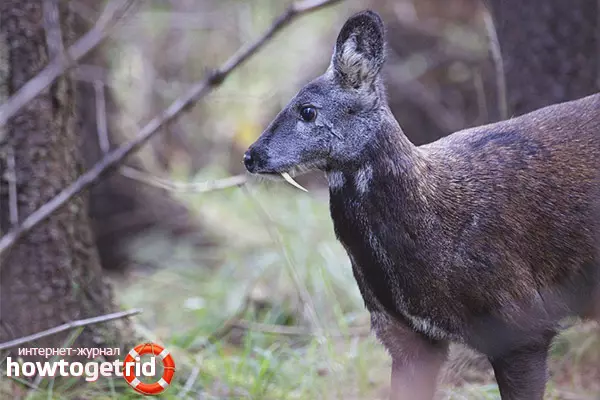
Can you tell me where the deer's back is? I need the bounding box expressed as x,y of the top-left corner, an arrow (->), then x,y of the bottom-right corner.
418,94 -> 600,348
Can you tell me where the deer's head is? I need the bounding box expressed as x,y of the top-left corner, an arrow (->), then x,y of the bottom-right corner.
244,11 -> 392,178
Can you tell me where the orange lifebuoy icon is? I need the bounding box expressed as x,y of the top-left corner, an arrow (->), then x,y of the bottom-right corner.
123,342 -> 176,395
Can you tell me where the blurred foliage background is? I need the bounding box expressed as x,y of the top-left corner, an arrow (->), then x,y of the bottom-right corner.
2,0 -> 599,399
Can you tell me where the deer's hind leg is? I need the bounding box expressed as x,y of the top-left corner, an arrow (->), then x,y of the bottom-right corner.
488,334 -> 555,400
371,312 -> 449,400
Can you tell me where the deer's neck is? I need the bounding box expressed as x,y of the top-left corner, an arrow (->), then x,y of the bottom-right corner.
326,123 -> 444,320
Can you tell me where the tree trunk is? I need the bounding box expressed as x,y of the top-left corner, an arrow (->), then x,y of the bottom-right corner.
486,0 -> 600,116
0,0 -> 128,360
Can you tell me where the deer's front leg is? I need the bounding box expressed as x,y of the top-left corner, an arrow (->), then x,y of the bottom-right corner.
371,312 -> 448,400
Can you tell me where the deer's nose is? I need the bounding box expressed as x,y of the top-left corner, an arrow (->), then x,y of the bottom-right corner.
243,150 -> 256,172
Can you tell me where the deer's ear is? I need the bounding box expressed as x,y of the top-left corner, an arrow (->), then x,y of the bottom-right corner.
331,10 -> 385,89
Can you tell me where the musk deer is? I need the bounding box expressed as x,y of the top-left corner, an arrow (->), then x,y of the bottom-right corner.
243,10 -> 600,400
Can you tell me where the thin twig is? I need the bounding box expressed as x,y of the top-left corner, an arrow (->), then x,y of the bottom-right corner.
189,298 -> 251,353
120,166 -> 247,193
483,10 -> 508,120
2,375 -> 39,390
242,186 -> 324,332
94,80 -> 110,153
233,320 -> 370,338
6,148 -> 18,226
0,308 -> 142,351
42,0 -> 65,60
0,0 -> 343,262
473,68 -> 489,124
177,365 -> 200,399
0,0 -> 135,132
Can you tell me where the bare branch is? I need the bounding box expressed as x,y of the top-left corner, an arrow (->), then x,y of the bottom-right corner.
0,309 -> 142,351
233,320 -> 370,338
0,0 -> 343,261
120,166 -> 247,193
0,0 -> 135,133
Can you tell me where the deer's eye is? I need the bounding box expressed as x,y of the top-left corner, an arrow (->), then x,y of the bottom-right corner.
300,106 -> 317,122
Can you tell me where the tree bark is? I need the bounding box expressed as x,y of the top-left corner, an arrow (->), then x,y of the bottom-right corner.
486,0 -> 600,116
0,0 -> 128,359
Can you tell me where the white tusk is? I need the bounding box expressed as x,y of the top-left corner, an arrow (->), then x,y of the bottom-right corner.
281,172 -> 308,192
